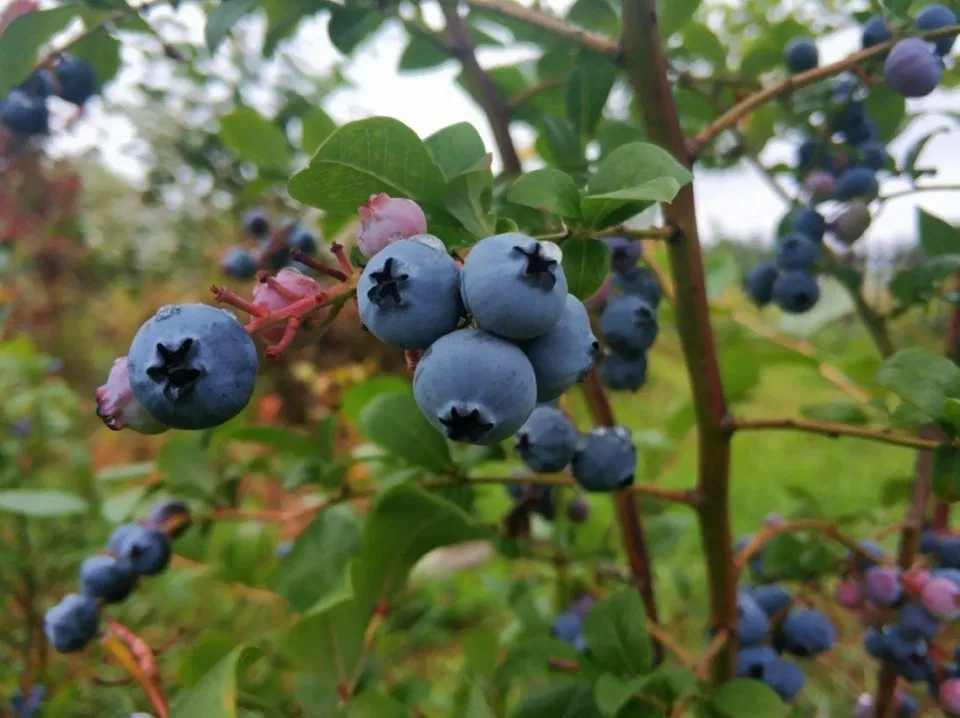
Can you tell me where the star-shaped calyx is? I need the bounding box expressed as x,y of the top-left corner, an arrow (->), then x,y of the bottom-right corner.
366,257 -> 409,308
513,242 -> 558,291
634,304 -> 656,328
145,338 -> 205,402
438,406 -> 494,442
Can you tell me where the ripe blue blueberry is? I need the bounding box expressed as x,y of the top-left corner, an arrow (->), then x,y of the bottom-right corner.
460,233 -> 568,340
776,234 -> 819,271
850,540 -> 886,572
796,139 -> 834,172
79,555 -> 137,604
736,645 -> 777,679
600,351 -> 647,392
515,405 -> 578,473
830,99 -> 866,134
259,236 -> 291,270
107,524 -> 138,555
776,608 -> 836,657
1,90 -> 49,136
790,208 -> 826,242
915,4 -> 958,55
44,594 -> 100,653
936,538 -> 960,567
749,584 -> 793,618
220,247 -> 258,279
600,296 -> 657,355
864,627 -> 890,660
113,525 -> 172,576
53,56 -> 98,106
763,657 -> 805,701
603,236 -> 641,274
898,602 -> 940,641
773,271 -> 820,314
571,426 -> 636,492
243,208 -> 270,238
522,294 -> 598,401
551,610 -> 582,644
357,237 -> 463,350
612,266 -> 663,307
19,70 -> 56,99
884,38 -> 943,98
413,328 -> 537,445
785,37 -> 819,73
128,303 -> 258,430
146,498 -> 192,538
835,167 -> 880,201
920,528 -> 941,554
744,263 -> 779,307
862,14 -> 893,49
737,592 -> 770,646
287,224 -> 317,254
843,118 -> 877,146
860,141 -> 889,171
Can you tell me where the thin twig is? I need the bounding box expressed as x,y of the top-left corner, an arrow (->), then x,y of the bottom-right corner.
729,416 -> 947,452
733,519 -> 890,571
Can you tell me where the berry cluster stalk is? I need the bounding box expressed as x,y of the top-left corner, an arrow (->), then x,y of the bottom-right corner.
619,0 -> 737,681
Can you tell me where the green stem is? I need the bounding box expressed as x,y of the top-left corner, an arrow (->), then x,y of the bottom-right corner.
620,0 -> 737,682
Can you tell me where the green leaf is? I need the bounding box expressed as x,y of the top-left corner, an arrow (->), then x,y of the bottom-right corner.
889,255 -> 960,306
567,51 -> 617,139
444,156 -> 496,239
70,29 -> 121,87
301,106 -> 337,154
359,391 -> 455,473
536,116 -> 588,174
463,684 -> 496,718
709,678 -> 786,717
903,126 -> 949,176
680,21 -> 726,67
101,485 -> 148,524
96,462 -> 155,482
583,589 -> 652,675
399,33 -> 451,72
156,434 -> 219,496
799,401 -> 869,425
204,0 -> 259,52
933,446 -> 960,502
169,645 -> 260,718
864,83 -> 904,142
945,397 -> 960,431
0,7 -> 78,97
219,106 -> 291,172
341,376 -> 410,426
177,632 -> 237,689
272,505 -> 363,611
582,142 -> 692,227
0,489 -> 88,517
511,681 -> 603,718
289,117 -> 446,213
875,348 -> 960,421
346,692 -> 411,718
462,625 -> 500,679
507,169 -> 582,219
594,674 -> 648,716
566,0 -> 620,35
327,8 -> 384,54
919,208 -> 960,257
657,0 -> 701,39
563,239 -> 610,300
426,122 -> 488,180
212,425 -> 317,457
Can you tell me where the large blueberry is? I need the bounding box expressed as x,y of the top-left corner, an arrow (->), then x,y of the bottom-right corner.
515,405 -> 578,473
357,237 -> 463,350
571,426 -> 636,492
835,167 -> 880,201
776,233 -> 819,271
1,90 -> 49,136
127,303 -> 258,430
884,38 -> 943,98
461,233 -> 568,340
915,4 -> 958,56
773,271 -> 820,314
785,37 -> 819,73
413,329 -> 537,445
53,56 -> 98,106
79,555 -> 138,604
600,351 -> 647,392
744,263 -> 779,307
522,294 -> 598,401
44,594 -> 100,653
113,525 -> 172,576
612,266 -> 663,307
775,608 -> 836,657
600,296 -> 658,356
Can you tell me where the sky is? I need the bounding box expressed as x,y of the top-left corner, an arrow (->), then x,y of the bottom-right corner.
38,0 -> 960,253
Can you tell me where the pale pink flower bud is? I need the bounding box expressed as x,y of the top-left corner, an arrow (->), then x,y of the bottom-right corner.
95,357 -> 169,434
357,193 -> 427,258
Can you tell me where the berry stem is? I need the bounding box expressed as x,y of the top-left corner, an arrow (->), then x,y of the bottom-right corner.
290,249 -> 348,281
729,416 -> 949,451
100,631 -> 168,718
209,286 -> 266,318
621,0 -> 737,682
328,242 -> 354,278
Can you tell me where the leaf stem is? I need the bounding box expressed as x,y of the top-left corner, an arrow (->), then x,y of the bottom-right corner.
729,416 -> 948,452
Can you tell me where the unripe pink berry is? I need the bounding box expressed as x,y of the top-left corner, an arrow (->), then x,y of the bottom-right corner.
864,565 -> 902,606
903,566 -> 931,598
357,193 -> 428,258
95,357 -> 169,434
921,577 -> 960,620
835,576 -> 865,609
941,678 -> 960,714
252,268 -> 329,347
804,171 -> 835,203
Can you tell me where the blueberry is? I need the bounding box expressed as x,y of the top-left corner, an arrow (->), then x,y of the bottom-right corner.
744,263 -> 779,307
145,498 -> 192,539
790,208 -> 827,242
898,602 -> 940,641
600,351 -> 647,392
1,90 -> 49,136
413,328 -> 537,445
44,594 -> 100,653
259,236 -> 291,270
776,608 -> 836,657
736,645 -> 777,679
603,236 -> 641,273
864,565 -> 903,607
884,38 -> 943,98
749,584 -> 793,618
600,296 -> 657,355
571,595 -> 595,618
860,141 -> 889,171
921,576 -> 960,619
864,627 -> 890,659
776,234 -> 819,272
95,356 -> 170,435
114,525 -> 172,576
862,14 -> 893,49
737,592 -> 769,645
833,200 -> 872,245
79,555 -> 137,604
127,303 -> 258,430
835,167 -> 880,201
460,233 -> 568,340
612,266 -> 663,307
566,496 -> 590,523
287,224 -> 318,254
920,528 -> 941,554
522,294 -> 598,401
53,56 -> 98,106
796,139 -> 831,172
19,69 -> 56,99
514,406 -> 578,473
551,610 -> 582,644
357,193 -> 428,258
763,657 -> 805,701
804,171 -> 835,203
571,426 -> 636,492
785,37 -> 819,73
843,118 -> 877,146
220,247 -> 258,280
850,540 -> 887,572
243,208 -> 270,238
107,524 -> 139,555
936,538 -> 960,567
915,4 -> 958,55
357,237 -> 463,350
772,271 -> 820,314
830,100 -> 866,134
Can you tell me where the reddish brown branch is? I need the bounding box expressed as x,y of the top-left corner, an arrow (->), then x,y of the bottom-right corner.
731,416 -> 948,452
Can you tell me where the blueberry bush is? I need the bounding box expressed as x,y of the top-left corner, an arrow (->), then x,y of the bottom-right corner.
6,0 -> 960,716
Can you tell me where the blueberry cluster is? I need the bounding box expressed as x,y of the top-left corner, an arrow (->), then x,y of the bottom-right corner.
1,56 -> 98,138
550,595 -> 596,652
879,5 -> 957,99
221,208 -> 320,280
43,500 -> 190,654
593,237 -> 663,392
